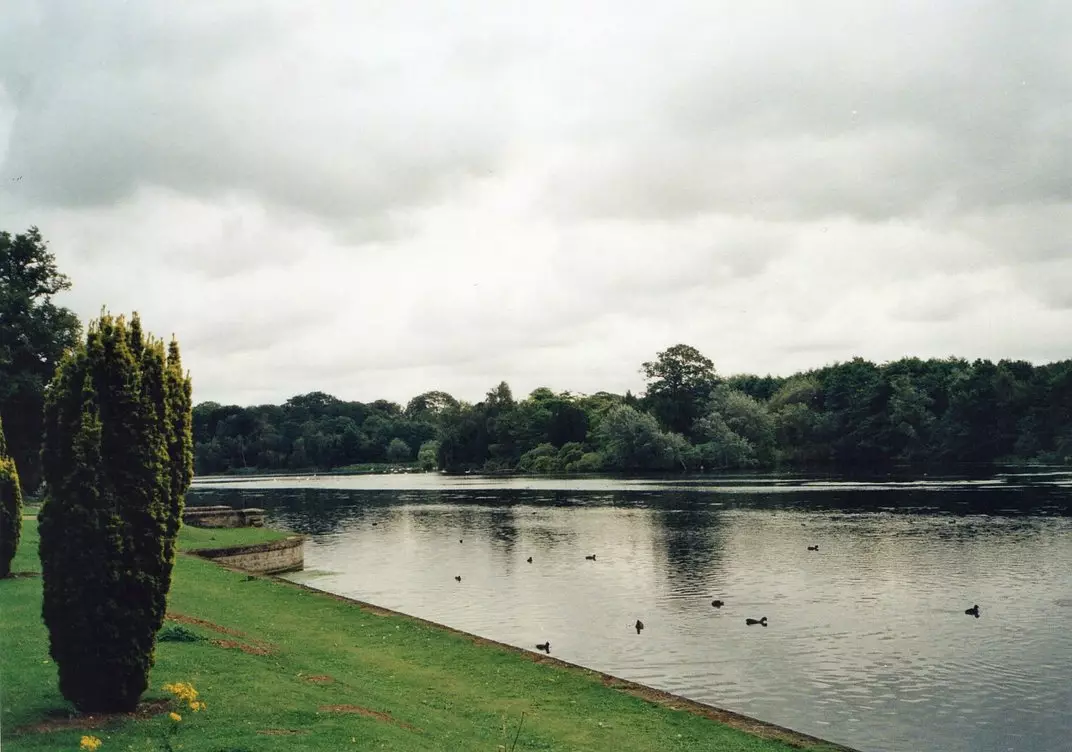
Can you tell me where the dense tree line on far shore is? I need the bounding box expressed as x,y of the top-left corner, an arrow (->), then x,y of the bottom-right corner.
193,344 -> 1072,475
5,226 -> 1072,483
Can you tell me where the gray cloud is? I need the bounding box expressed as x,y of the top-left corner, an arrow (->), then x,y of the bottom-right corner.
1,1 -> 1071,406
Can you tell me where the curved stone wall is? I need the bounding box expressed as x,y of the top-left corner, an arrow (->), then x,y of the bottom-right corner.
191,536 -> 305,574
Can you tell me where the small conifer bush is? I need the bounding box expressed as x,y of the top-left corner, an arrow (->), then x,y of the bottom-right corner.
39,312 -> 193,712
0,415 -> 22,578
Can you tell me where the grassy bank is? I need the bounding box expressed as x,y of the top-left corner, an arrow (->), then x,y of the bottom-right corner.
2,520 -> 846,752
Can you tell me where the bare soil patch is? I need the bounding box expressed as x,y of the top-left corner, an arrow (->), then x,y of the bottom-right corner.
210,638 -> 273,656
303,674 -> 334,684
166,611 -> 246,638
16,699 -> 172,734
167,612 -> 276,653
319,704 -> 421,732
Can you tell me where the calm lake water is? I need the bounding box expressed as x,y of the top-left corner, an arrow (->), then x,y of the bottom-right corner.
189,471 -> 1072,752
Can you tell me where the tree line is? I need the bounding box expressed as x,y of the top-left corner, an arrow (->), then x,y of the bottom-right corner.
6,226 -> 1072,484
192,344 -> 1072,475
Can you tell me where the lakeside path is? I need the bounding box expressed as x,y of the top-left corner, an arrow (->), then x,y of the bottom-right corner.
2,519 -> 854,752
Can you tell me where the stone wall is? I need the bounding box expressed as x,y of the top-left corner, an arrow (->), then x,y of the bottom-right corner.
192,536 -> 305,575
184,506 -> 266,528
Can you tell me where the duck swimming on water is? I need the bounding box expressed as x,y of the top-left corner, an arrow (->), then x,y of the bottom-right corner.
965,604 -> 980,618
585,554 -> 596,561
745,617 -> 768,627
807,545 -> 819,551
635,619 -> 644,633
535,642 -> 551,653
454,575 -> 462,582
711,600 -> 724,608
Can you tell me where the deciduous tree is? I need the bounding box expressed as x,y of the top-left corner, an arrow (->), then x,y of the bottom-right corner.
641,344 -> 719,437
0,227 -> 81,492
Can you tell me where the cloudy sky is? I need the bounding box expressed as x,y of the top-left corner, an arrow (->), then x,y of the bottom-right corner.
2,2 -> 1070,407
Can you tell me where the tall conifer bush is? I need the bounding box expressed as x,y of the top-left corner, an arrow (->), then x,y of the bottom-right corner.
0,415 -> 22,578
39,313 -> 193,713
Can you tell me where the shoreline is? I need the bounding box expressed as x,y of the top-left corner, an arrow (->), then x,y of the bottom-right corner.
4,519 -> 858,751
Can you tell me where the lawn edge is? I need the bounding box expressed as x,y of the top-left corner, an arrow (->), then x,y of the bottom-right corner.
195,552 -> 860,752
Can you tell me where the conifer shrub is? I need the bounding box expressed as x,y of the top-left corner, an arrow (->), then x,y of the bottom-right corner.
39,313 -> 193,712
0,415 -> 22,578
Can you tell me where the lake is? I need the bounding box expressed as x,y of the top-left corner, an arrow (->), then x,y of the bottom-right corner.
188,471 -> 1072,752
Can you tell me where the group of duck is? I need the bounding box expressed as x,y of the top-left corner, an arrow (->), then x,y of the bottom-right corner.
451,540 -> 981,655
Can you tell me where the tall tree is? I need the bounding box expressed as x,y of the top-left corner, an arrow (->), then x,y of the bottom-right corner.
404,390 -> 459,423
39,313 -> 193,712
0,227 -> 81,492
0,415 -> 22,577
641,344 -> 720,437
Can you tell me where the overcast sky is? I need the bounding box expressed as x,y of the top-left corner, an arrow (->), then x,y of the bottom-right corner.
2,2 -> 1070,407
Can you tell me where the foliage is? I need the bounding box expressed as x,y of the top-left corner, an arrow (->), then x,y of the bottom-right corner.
597,406 -> 686,472
157,625 -> 203,643
38,312 -> 193,713
641,344 -> 720,437
386,437 -> 413,462
0,227 -> 81,493
417,440 -> 439,470
0,415 -> 21,577
188,345 -> 1072,475
706,387 -> 776,464
404,390 -> 459,423
194,393 -> 436,474
693,412 -> 757,470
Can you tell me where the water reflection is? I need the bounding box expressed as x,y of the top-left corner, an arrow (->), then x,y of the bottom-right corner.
188,474 -> 1072,752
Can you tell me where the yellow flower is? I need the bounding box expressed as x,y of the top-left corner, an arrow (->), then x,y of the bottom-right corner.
169,712 -> 182,722
190,701 -> 206,712
162,682 -> 199,705
80,736 -> 103,751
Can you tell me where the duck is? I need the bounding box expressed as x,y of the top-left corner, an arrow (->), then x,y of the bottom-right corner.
585,554 -> 597,561
711,599 -> 724,608
807,545 -> 819,551
535,641 -> 551,653
965,604 -> 980,618
459,539 -> 463,543
635,619 -> 645,633
745,617 -> 768,627
527,556 -> 533,563
454,575 -> 462,582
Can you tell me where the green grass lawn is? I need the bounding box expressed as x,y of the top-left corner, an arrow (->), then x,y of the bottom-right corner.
2,520 -> 846,752
177,524 -> 290,552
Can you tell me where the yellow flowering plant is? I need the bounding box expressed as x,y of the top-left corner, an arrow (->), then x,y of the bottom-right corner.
158,682 -> 206,752
80,735 -> 103,751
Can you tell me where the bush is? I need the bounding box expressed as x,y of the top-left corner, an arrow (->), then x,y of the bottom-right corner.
39,313 -> 193,712
596,406 -> 683,471
556,442 -> 585,468
157,624 -> 203,643
0,416 -> 21,578
566,451 -> 603,473
417,440 -> 439,470
385,437 -> 412,462
518,443 -> 557,472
